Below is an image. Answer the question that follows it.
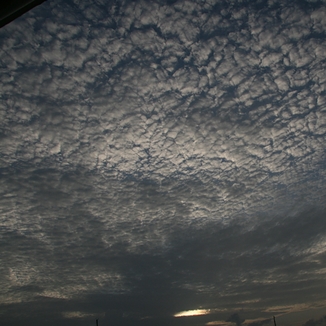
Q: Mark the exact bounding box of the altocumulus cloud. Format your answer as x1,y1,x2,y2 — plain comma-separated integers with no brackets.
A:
0,0,326,325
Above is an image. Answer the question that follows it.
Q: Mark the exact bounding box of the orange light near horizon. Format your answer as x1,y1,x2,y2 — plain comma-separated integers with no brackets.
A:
174,309,210,317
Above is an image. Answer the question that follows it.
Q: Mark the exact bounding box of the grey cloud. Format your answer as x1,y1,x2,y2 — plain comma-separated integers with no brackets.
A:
246,318,271,326
1,0,326,325
303,316,326,326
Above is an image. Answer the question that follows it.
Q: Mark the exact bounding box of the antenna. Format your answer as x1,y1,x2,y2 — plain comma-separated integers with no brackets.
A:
273,316,277,326
96,319,99,326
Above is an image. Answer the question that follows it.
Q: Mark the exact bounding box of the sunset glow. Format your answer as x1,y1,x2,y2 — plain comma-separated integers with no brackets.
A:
174,309,210,317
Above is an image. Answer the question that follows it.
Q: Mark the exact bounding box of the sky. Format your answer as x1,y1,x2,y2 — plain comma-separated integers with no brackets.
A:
1,0,326,325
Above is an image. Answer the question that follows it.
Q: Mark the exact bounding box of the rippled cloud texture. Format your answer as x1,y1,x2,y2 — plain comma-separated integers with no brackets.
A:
1,0,326,325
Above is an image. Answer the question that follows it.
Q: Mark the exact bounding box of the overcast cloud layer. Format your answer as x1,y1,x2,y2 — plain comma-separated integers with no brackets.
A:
1,0,326,325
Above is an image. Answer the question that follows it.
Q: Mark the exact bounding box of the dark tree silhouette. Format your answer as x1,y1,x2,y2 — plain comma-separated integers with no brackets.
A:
226,313,245,326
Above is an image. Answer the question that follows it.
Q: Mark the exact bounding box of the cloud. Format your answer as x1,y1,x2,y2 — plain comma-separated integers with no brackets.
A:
62,311,100,319
1,0,326,325
175,309,211,317
303,316,326,326
207,322,234,326
244,318,271,326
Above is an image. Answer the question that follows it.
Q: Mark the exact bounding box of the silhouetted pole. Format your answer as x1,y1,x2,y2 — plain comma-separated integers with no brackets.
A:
273,316,277,326
96,319,99,326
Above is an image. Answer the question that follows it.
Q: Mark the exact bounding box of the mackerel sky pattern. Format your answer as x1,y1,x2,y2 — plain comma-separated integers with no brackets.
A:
1,0,326,325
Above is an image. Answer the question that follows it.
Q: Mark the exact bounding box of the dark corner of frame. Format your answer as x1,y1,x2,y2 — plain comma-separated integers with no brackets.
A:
0,0,47,29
